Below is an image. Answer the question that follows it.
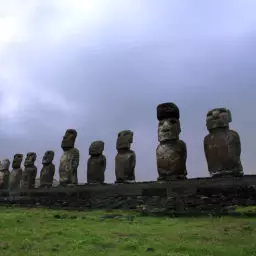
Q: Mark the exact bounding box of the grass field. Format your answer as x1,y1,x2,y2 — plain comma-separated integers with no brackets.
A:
0,207,256,256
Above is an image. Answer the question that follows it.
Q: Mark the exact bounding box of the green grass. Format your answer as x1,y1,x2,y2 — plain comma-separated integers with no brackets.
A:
235,205,256,214
0,207,255,256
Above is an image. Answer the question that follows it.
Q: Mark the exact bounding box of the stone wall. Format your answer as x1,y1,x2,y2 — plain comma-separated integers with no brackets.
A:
1,175,256,216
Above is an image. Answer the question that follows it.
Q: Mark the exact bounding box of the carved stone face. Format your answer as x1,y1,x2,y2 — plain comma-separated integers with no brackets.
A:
158,118,181,142
24,152,37,167
0,159,10,171
42,150,54,164
89,141,104,155
206,108,232,131
12,154,23,169
116,130,133,150
61,129,77,150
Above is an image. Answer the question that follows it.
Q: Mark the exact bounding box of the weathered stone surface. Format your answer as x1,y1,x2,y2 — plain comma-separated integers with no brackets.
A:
40,150,55,188
1,175,256,217
35,178,59,188
21,152,37,189
204,108,243,177
87,141,106,184
156,103,187,181
59,129,80,185
0,159,10,189
115,130,136,183
9,154,23,190
156,141,187,180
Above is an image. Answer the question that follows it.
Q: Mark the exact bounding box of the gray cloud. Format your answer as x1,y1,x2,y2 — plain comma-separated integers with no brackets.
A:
1,0,256,183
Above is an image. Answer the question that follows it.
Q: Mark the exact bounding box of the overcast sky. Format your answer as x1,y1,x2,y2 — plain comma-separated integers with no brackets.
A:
0,0,256,183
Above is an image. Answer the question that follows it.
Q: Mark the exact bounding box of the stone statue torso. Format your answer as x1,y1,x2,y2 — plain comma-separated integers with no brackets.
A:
9,168,22,189
115,150,136,181
21,166,37,189
156,140,187,180
40,163,55,187
204,129,243,176
59,148,79,185
0,170,10,189
87,155,106,183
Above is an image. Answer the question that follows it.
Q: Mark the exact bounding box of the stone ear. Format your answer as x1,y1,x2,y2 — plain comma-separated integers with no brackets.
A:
227,109,232,122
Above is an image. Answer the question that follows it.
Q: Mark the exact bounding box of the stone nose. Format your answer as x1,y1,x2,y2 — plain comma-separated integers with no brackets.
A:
162,122,170,131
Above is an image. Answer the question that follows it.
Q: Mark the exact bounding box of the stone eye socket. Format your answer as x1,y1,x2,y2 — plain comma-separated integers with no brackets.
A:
170,120,176,124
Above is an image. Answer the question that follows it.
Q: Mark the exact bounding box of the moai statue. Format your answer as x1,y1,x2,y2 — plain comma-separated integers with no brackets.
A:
0,159,10,189
156,102,187,181
59,129,80,186
87,141,106,184
115,130,136,183
21,152,37,189
204,108,243,177
9,154,23,190
40,150,55,188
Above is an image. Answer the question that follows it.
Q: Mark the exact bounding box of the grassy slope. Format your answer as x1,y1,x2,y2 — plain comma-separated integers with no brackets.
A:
0,207,255,256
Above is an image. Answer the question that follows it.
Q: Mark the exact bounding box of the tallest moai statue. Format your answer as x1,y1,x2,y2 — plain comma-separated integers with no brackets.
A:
59,129,80,185
156,102,187,181
204,108,243,177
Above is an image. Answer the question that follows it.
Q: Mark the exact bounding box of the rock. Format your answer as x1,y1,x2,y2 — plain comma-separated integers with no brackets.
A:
204,108,243,177
156,102,187,181
40,150,55,188
21,152,37,189
115,130,136,183
87,141,106,184
59,129,80,185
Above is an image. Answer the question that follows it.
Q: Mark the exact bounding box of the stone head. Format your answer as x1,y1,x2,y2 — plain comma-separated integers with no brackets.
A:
158,118,181,142
89,141,104,156
206,108,232,131
157,102,181,141
116,130,134,150
42,150,54,165
157,102,180,121
61,129,77,150
12,154,23,169
24,152,37,167
0,159,10,171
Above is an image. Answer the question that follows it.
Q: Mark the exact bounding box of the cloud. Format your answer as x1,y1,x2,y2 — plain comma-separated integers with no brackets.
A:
0,0,256,183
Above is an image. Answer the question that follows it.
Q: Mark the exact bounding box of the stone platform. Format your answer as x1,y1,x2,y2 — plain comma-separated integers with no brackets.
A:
0,175,256,216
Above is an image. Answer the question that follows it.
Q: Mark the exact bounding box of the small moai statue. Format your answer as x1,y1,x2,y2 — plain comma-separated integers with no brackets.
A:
156,102,187,181
204,108,243,177
21,152,37,189
9,154,23,190
115,130,136,183
40,150,55,188
87,141,106,184
0,159,10,189
59,129,80,186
